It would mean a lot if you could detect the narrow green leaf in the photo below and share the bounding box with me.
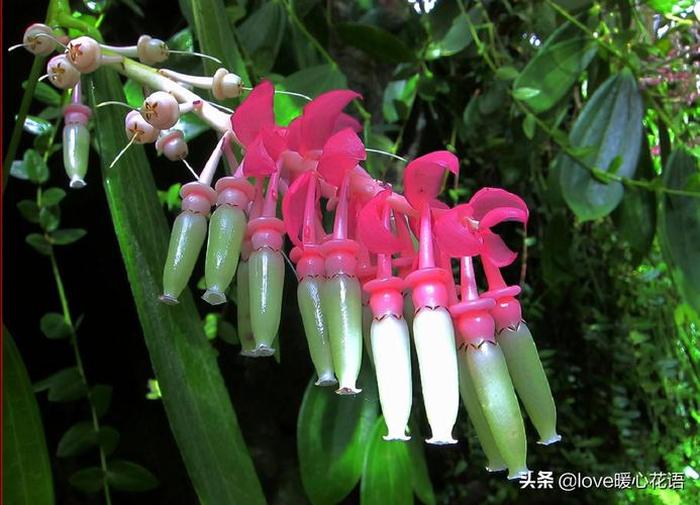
[26,233,52,256]
[522,114,536,140]
[514,31,595,113]
[659,149,700,312]
[51,228,87,245]
[558,70,643,221]
[17,200,41,223]
[69,467,104,494]
[513,87,541,100]
[337,23,415,64]
[88,68,265,505]
[40,313,72,339]
[360,417,414,505]
[106,460,159,492]
[3,328,56,505]
[57,422,98,458]
[91,384,113,418]
[298,367,379,505]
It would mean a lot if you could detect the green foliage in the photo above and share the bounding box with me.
[3,329,56,505]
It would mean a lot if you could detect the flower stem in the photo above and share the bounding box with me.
[48,251,113,505]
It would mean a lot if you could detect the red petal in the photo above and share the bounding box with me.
[282,171,314,247]
[357,190,403,254]
[469,188,528,222]
[403,151,459,209]
[333,113,362,134]
[232,80,275,147]
[261,125,287,161]
[317,128,366,188]
[434,204,482,257]
[480,207,528,228]
[482,230,517,267]
[242,136,276,176]
[301,90,362,154]
[286,117,302,153]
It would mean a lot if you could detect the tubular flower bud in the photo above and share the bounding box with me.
[62,85,91,189]
[47,55,81,90]
[202,177,254,305]
[160,183,216,304]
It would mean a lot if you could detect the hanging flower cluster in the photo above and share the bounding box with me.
[18,22,560,480]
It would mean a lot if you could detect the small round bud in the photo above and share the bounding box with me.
[125,110,160,144]
[23,23,56,56]
[141,91,180,130]
[137,35,169,65]
[212,68,243,100]
[66,36,103,73]
[156,130,188,161]
[47,55,81,90]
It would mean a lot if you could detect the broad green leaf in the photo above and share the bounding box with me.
[40,313,71,339]
[91,384,113,418]
[495,66,519,81]
[659,149,700,312]
[3,328,56,505]
[175,113,209,143]
[647,0,693,14]
[57,422,98,458]
[106,460,159,492]
[51,228,87,245]
[557,70,643,221]
[514,32,596,113]
[17,200,40,223]
[98,427,120,456]
[40,207,60,232]
[298,367,379,505]
[69,467,103,494]
[42,187,66,206]
[238,1,287,74]
[23,80,61,107]
[34,367,87,402]
[522,114,536,140]
[512,87,541,100]
[88,68,265,505]
[188,0,250,102]
[360,416,413,505]
[26,233,52,256]
[337,23,415,64]
[23,149,49,184]
[425,9,474,60]
[382,75,419,123]
[123,79,145,108]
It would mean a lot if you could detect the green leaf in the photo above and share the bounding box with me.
[177,114,209,143]
[382,75,419,123]
[17,200,40,223]
[3,328,56,505]
[238,1,287,74]
[360,417,414,505]
[495,66,520,81]
[91,384,113,418]
[274,65,348,126]
[69,467,103,494]
[337,23,415,64]
[407,431,436,505]
[10,159,30,180]
[659,149,700,312]
[514,30,596,113]
[26,233,52,256]
[57,422,98,458]
[522,114,536,140]
[42,187,66,206]
[23,115,52,136]
[425,11,474,60]
[123,79,145,108]
[557,70,643,221]
[88,67,265,504]
[35,367,87,402]
[97,427,120,456]
[24,80,62,107]
[23,149,49,184]
[51,228,87,245]
[106,460,159,492]
[188,0,250,103]
[40,207,60,232]
[512,87,541,100]
[298,367,379,505]
[40,313,71,339]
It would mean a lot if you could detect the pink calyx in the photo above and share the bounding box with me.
[449,256,497,346]
[63,103,91,126]
[180,182,217,215]
[321,174,359,276]
[214,176,254,209]
[480,256,523,331]
[247,171,285,251]
[290,245,324,279]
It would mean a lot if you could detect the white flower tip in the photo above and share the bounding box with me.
[315,374,338,387]
[159,294,180,305]
[239,349,258,357]
[507,468,530,480]
[485,464,508,473]
[251,344,276,357]
[426,436,458,446]
[69,176,86,189]
[537,433,562,446]
[202,289,227,305]
[383,433,411,442]
[335,385,362,395]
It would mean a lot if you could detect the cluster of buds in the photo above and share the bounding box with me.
[18,23,560,479]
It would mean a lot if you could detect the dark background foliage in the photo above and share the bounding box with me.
[3,1,699,504]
